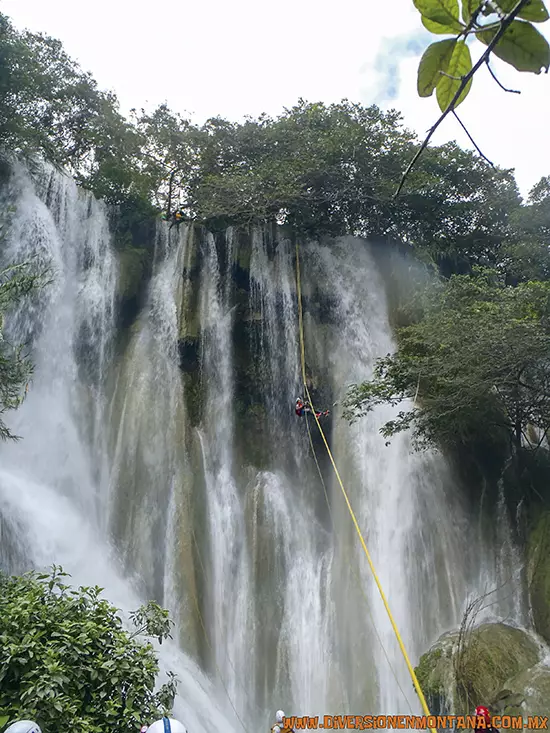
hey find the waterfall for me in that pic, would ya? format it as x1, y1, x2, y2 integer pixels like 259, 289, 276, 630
0, 167, 527, 730
0, 165, 241, 733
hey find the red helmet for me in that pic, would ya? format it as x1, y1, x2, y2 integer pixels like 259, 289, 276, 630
475, 706, 491, 722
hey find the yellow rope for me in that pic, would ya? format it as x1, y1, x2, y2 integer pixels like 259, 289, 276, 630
295, 241, 435, 731
304, 413, 415, 714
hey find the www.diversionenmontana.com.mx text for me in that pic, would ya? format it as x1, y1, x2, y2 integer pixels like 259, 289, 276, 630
281, 716, 549, 730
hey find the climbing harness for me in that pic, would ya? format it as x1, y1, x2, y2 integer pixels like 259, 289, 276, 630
294, 241, 436, 732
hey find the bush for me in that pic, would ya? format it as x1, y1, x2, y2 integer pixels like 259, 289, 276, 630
0, 566, 177, 732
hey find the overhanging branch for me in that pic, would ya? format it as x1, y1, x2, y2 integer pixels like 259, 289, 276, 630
394, 0, 531, 198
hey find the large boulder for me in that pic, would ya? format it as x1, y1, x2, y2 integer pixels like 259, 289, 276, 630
490, 664, 550, 717
414, 622, 548, 716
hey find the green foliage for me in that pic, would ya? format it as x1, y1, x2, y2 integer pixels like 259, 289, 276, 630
0, 12, 151, 208
0, 263, 50, 440
417, 39, 457, 96
414, 0, 550, 112
435, 40, 472, 111
478, 19, 550, 72
504, 176, 550, 284
0, 566, 177, 733
344, 271, 550, 455
496, 0, 549, 22
0, 6, 546, 279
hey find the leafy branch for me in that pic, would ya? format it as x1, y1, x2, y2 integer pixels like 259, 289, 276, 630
395, 0, 550, 197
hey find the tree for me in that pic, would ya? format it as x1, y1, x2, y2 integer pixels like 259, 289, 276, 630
503, 176, 550, 284
0, 13, 149, 208
344, 271, 550, 458
0, 262, 51, 441
396, 0, 550, 195
0, 566, 178, 733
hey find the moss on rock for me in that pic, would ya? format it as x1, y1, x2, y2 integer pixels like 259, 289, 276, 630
527, 511, 550, 645
116, 246, 149, 301
492, 663, 550, 717
183, 372, 204, 427
459, 624, 539, 706
415, 623, 544, 716
234, 400, 269, 470
414, 635, 455, 714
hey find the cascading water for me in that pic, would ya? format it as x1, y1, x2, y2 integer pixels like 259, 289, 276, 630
0, 165, 528, 731
196, 230, 255, 723
0, 165, 241, 733
304, 237, 528, 713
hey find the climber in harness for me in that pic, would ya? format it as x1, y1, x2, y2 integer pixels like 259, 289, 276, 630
161, 208, 188, 229
295, 397, 329, 419
474, 706, 499, 733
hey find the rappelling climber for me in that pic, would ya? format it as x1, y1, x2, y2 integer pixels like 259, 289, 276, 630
146, 717, 188, 733
4, 721, 42, 733
474, 706, 499, 733
295, 397, 329, 419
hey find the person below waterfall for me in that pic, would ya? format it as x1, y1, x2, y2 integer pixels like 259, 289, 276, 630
474, 706, 499, 733
271, 709, 296, 733
295, 397, 329, 419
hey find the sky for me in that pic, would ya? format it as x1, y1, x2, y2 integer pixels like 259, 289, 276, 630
2, 0, 550, 198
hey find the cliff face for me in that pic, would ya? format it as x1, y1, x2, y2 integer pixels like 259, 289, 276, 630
113, 221, 337, 473
113, 217, 550, 650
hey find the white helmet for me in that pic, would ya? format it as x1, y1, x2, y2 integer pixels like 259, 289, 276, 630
276, 711, 285, 723
5, 723, 42, 733
147, 719, 187, 733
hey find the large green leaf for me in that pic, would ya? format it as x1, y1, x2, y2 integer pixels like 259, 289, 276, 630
436, 40, 473, 111
462, 0, 481, 23
421, 14, 464, 33
418, 39, 458, 96
413, 0, 461, 25
492, 0, 549, 23
479, 20, 550, 72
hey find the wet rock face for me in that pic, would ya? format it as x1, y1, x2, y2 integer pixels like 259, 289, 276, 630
527, 511, 550, 645
491, 663, 550, 717
414, 622, 548, 717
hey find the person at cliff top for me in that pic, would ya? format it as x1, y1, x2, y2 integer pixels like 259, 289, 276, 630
168, 208, 188, 230
295, 397, 329, 419
474, 706, 499, 733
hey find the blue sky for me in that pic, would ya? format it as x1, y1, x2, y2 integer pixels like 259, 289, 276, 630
2, 0, 550, 197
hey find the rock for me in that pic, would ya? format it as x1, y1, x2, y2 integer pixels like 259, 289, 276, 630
414, 622, 546, 716
116, 245, 149, 301
493, 663, 550, 717
415, 632, 456, 714
527, 510, 550, 645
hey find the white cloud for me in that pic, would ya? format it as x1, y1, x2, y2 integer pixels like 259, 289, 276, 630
3, 0, 550, 196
